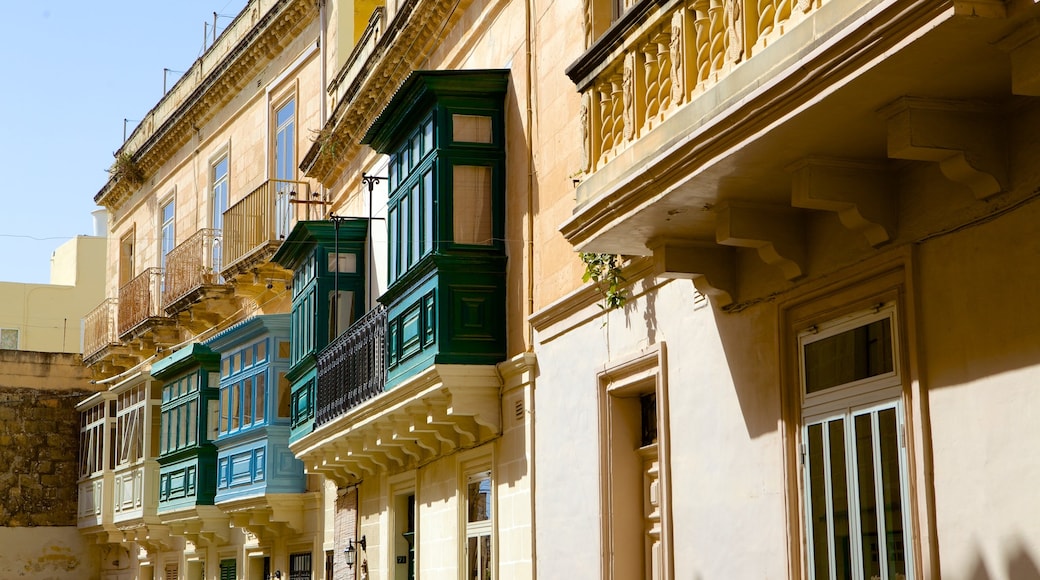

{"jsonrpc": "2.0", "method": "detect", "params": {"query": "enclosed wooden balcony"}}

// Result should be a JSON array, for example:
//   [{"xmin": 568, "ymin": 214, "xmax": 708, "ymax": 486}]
[
  {"xmin": 162, "ymin": 228, "xmax": 240, "ymax": 332},
  {"xmin": 315, "ymin": 305, "xmax": 387, "ymax": 427}
]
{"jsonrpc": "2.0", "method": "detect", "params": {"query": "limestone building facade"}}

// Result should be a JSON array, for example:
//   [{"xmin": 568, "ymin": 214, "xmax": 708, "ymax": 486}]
[{"xmin": 77, "ymin": 0, "xmax": 1040, "ymax": 579}]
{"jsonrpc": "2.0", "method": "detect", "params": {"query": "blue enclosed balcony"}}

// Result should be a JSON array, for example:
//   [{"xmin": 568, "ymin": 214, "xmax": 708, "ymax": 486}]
[{"xmin": 207, "ymin": 314, "xmax": 315, "ymax": 537}]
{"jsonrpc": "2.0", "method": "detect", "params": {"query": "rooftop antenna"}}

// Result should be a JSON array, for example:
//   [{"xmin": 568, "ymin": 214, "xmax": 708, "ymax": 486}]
[
  {"xmin": 123, "ymin": 119, "xmax": 140, "ymax": 142},
  {"xmin": 163, "ymin": 69, "xmax": 185, "ymax": 94}
]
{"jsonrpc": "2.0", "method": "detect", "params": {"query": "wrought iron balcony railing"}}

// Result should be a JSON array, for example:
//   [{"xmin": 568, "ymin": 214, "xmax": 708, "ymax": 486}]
[
  {"xmin": 162, "ymin": 228, "xmax": 224, "ymax": 309},
  {"xmin": 315, "ymin": 305, "xmax": 387, "ymax": 426},
  {"xmin": 84, "ymin": 298, "xmax": 119, "ymax": 360},
  {"xmin": 222, "ymin": 179, "xmax": 311, "ymax": 275},
  {"xmin": 118, "ymin": 268, "xmax": 165, "ymax": 338}
]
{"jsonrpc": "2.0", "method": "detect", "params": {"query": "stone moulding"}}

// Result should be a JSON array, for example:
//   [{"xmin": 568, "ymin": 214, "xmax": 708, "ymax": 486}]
[{"xmin": 95, "ymin": 0, "xmax": 318, "ymax": 212}]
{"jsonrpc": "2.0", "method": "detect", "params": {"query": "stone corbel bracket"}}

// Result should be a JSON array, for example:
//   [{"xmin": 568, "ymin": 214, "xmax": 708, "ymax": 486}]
[
  {"xmin": 789, "ymin": 157, "xmax": 895, "ymax": 247},
  {"xmin": 649, "ymin": 239, "xmax": 735, "ymax": 307},
  {"xmin": 715, "ymin": 201, "xmax": 807, "ymax": 281},
  {"xmin": 881, "ymin": 97, "xmax": 1007, "ymax": 199},
  {"xmin": 997, "ymin": 18, "xmax": 1040, "ymax": 97}
]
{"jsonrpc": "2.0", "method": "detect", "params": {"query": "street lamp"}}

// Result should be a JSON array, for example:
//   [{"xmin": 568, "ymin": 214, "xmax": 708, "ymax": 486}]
[{"xmin": 344, "ymin": 535, "xmax": 367, "ymax": 569}]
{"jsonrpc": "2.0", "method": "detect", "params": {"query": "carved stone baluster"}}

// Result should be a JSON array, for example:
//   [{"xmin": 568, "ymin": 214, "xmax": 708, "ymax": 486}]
[
  {"xmin": 757, "ymin": 0, "xmax": 775, "ymax": 40},
  {"xmin": 580, "ymin": 92, "xmax": 592, "ymax": 173},
  {"xmin": 708, "ymin": 0, "xmax": 725, "ymax": 77},
  {"xmin": 583, "ymin": 0, "xmax": 593, "ymax": 49},
  {"xmin": 670, "ymin": 9, "xmax": 687, "ymax": 105},
  {"xmin": 691, "ymin": 1, "xmax": 712, "ymax": 87},
  {"xmin": 724, "ymin": 0, "xmax": 744, "ymax": 66},
  {"xmin": 654, "ymin": 30, "xmax": 672, "ymax": 117},
  {"xmin": 622, "ymin": 55, "xmax": 636, "ymax": 142},
  {"xmin": 597, "ymin": 79, "xmax": 615, "ymax": 163},
  {"xmin": 643, "ymin": 40, "xmax": 661, "ymax": 128}
]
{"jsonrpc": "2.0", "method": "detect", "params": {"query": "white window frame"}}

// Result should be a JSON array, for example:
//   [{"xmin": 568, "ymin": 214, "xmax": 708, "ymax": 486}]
[
  {"xmin": 159, "ymin": 194, "xmax": 176, "ymax": 272},
  {"xmin": 210, "ymin": 147, "xmax": 230, "ymax": 274},
  {"xmin": 798, "ymin": 303, "xmax": 915, "ymax": 580},
  {"xmin": 464, "ymin": 469, "xmax": 493, "ymax": 580}
]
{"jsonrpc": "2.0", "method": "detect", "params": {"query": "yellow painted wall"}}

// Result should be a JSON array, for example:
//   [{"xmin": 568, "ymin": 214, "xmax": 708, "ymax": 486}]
[{"xmin": 0, "ymin": 235, "xmax": 106, "ymax": 354}]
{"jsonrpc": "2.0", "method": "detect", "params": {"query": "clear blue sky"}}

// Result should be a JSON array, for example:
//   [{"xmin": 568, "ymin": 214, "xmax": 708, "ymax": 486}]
[{"xmin": 0, "ymin": 1, "xmax": 246, "ymax": 284}]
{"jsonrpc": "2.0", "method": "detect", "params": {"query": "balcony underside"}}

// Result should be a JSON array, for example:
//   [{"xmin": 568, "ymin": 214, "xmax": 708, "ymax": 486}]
[
  {"xmin": 86, "ymin": 325, "xmax": 181, "ymax": 376},
  {"xmin": 79, "ymin": 521, "xmax": 182, "ymax": 554},
  {"xmin": 291, "ymin": 364, "xmax": 503, "ymax": 486},
  {"xmin": 563, "ymin": 0, "xmax": 1040, "ymax": 304},
  {"xmin": 162, "ymin": 505, "xmax": 232, "ymax": 548},
  {"xmin": 222, "ymin": 254, "xmax": 293, "ymax": 313},
  {"xmin": 220, "ymin": 493, "xmax": 319, "ymax": 542},
  {"xmin": 166, "ymin": 285, "xmax": 242, "ymax": 334}
]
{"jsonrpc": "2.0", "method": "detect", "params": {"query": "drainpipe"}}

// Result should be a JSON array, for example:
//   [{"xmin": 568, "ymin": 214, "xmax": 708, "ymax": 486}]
[
  {"xmin": 524, "ymin": 3, "xmax": 538, "ymax": 580},
  {"xmin": 319, "ymin": 0, "xmax": 329, "ymax": 210},
  {"xmin": 525, "ymin": 0, "xmax": 535, "ymax": 352}
]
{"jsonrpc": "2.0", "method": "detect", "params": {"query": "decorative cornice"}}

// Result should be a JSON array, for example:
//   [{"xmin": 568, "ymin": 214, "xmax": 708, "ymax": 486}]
[
  {"xmin": 96, "ymin": 0, "xmax": 318, "ymax": 212},
  {"xmin": 302, "ymin": 0, "xmax": 477, "ymax": 186}
]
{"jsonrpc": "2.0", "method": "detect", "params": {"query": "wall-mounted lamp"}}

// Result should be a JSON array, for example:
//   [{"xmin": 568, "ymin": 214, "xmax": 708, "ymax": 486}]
[
  {"xmin": 267, "ymin": 572, "xmax": 281, "ymax": 580},
  {"xmin": 344, "ymin": 535, "xmax": 367, "ymax": 569}
]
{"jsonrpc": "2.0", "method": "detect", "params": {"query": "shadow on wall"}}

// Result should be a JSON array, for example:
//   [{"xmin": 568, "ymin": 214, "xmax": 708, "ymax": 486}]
[
  {"xmin": 710, "ymin": 284, "xmax": 782, "ymax": 440},
  {"xmin": 961, "ymin": 537, "xmax": 1040, "ymax": 580}
]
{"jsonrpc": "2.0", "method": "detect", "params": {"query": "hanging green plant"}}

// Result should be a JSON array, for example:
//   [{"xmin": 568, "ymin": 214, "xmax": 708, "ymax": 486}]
[
  {"xmin": 311, "ymin": 126, "xmax": 342, "ymax": 163},
  {"xmin": 580, "ymin": 252, "xmax": 627, "ymax": 310},
  {"xmin": 108, "ymin": 151, "xmax": 145, "ymax": 186}
]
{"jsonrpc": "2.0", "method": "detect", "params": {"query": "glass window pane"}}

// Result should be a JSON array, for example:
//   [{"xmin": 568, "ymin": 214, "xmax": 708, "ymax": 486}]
[
  {"xmin": 411, "ymin": 185, "xmax": 420, "ymax": 263},
  {"xmin": 854, "ymin": 413, "xmax": 881, "ymax": 580},
  {"xmin": 453, "ymin": 165, "xmax": 493, "ymax": 245},
  {"xmin": 453, "ymin": 114, "xmax": 493, "ymax": 143},
  {"xmin": 807, "ymin": 423, "xmax": 830, "ymax": 579},
  {"xmin": 400, "ymin": 193, "xmax": 410, "ymax": 267},
  {"xmin": 231, "ymin": 384, "xmax": 240, "ymax": 431},
  {"xmin": 257, "ymin": 340, "xmax": 267, "ymax": 362},
  {"xmin": 330, "ymin": 290, "xmax": 355, "ymax": 341},
  {"xmin": 328, "ymin": 252, "xmax": 357, "ymax": 274},
  {"xmin": 828, "ymin": 419, "xmax": 852, "ymax": 579},
  {"xmin": 160, "ymin": 411, "xmax": 169, "ymax": 454},
  {"xmin": 878, "ymin": 408, "xmax": 908, "ymax": 577},
  {"xmin": 256, "ymin": 373, "xmax": 266, "ymax": 424},
  {"xmin": 468, "ymin": 472, "xmax": 491, "ymax": 522},
  {"xmin": 243, "ymin": 378, "xmax": 253, "ymax": 427},
  {"xmin": 187, "ymin": 400, "xmax": 197, "ymax": 446},
  {"xmin": 389, "ymin": 206, "xmax": 398, "ymax": 281},
  {"xmin": 220, "ymin": 388, "xmax": 230, "ymax": 434},
  {"xmin": 804, "ymin": 318, "xmax": 893, "ymax": 393},
  {"xmin": 423, "ymin": 119, "xmax": 434, "ymax": 153},
  {"xmin": 423, "ymin": 170, "xmax": 434, "ymax": 256}
]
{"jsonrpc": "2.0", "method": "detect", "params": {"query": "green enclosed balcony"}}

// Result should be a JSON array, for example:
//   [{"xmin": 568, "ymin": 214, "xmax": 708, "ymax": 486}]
[
  {"xmin": 270, "ymin": 219, "xmax": 369, "ymax": 441},
  {"xmin": 363, "ymin": 69, "xmax": 510, "ymax": 389}
]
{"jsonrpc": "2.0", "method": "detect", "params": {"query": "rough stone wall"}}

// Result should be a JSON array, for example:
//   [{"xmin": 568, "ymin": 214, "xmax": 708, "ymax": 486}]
[{"xmin": 0, "ymin": 350, "xmax": 100, "ymax": 526}]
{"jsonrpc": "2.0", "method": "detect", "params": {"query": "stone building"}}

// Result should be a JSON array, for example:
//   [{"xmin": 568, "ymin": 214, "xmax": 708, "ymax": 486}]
[
  {"xmin": 535, "ymin": 0, "xmax": 1040, "ymax": 578},
  {"xmin": 75, "ymin": 0, "xmax": 1040, "ymax": 579},
  {"xmin": 0, "ymin": 350, "xmax": 102, "ymax": 578}
]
